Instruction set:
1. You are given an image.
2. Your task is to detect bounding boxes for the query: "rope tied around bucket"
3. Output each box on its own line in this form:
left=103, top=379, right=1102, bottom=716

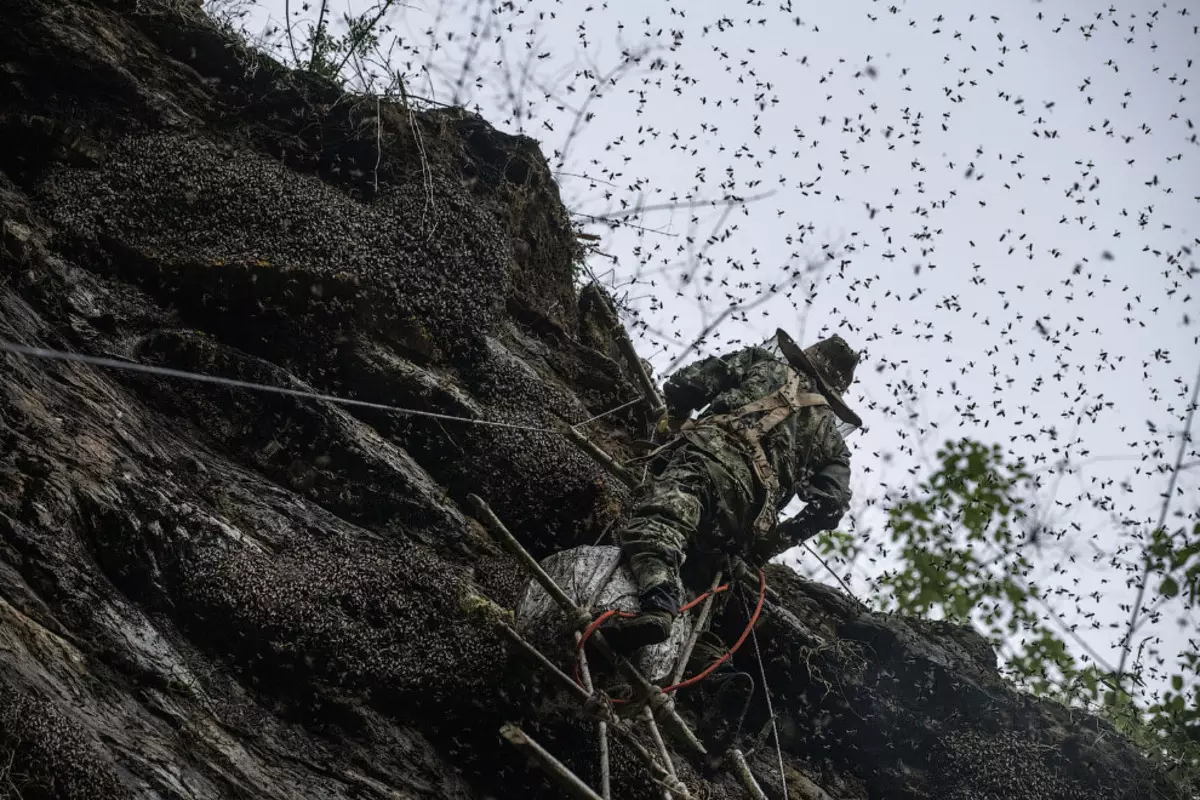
left=574, top=567, right=767, bottom=701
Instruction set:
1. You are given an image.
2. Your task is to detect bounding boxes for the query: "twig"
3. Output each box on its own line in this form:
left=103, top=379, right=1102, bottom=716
left=1116, top=357, right=1200, bottom=687
left=450, top=0, right=489, bottom=105
left=571, top=211, right=681, bottom=238
left=545, top=47, right=654, bottom=171
left=331, top=0, right=398, bottom=78
left=469, top=495, right=590, bottom=629
left=971, top=537, right=1117, bottom=675
left=308, top=0, right=330, bottom=71
left=373, top=95, right=382, bottom=194
left=556, top=171, right=621, bottom=188
left=396, top=73, right=437, bottom=239
left=800, top=541, right=864, bottom=609
left=584, top=191, right=777, bottom=224
left=744, top=592, right=787, bottom=800
left=662, top=250, right=831, bottom=376
left=573, top=396, right=646, bottom=429
left=284, top=0, right=299, bottom=67
left=499, top=623, right=590, bottom=703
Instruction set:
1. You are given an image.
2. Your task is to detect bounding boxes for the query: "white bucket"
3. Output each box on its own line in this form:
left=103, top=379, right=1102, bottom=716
left=514, top=545, right=694, bottom=685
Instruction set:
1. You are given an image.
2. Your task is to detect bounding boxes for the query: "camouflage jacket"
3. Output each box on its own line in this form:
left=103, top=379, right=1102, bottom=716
left=663, top=345, right=852, bottom=533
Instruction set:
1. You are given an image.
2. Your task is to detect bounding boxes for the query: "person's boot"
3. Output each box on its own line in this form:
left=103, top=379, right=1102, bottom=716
left=598, top=583, right=680, bottom=655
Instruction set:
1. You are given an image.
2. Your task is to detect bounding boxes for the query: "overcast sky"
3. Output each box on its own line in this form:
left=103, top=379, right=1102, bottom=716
left=230, top=0, right=1199, bottom=702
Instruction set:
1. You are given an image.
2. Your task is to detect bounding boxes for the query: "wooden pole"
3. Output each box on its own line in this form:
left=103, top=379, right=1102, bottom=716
left=497, top=623, right=691, bottom=799
left=575, top=631, right=611, bottom=799
left=642, top=705, right=683, bottom=800
left=728, top=748, right=769, bottom=800
left=598, top=719, right=611, bottom=799
left=499, top=623, right=590, bottom=703
left=559, top=422, right=638, bottom=489
left=595, top=290, right=666, bottom=420
left=501, top=723, right=605, bottom=800
left=468, top=495, right=591, bottom=630
left=671, top=570, right=724, bottom=685
left=469, top=496, right=708, bottom=756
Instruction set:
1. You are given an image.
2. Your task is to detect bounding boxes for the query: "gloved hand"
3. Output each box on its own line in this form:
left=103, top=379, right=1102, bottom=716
left=776, top=513, right=825, bottom=544
left=746, top=515, right=823, bottom=566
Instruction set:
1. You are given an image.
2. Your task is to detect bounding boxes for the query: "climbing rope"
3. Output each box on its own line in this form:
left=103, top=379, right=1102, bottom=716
left=572, top=395, right=644, bottom=428
left=743, top=588, right=788, bottom=800
left=0, top=341, right=641, bottom=435
left=574, top=567, right=767, bottom=701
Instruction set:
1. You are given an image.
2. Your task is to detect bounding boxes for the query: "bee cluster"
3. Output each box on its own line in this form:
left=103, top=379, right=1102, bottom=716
left=447, top=335, right=628, bottom=545
left=33, top=131, right=510, bottom=357
left=931, top=728, right=1092, bottom=800
left=0, top=677, right=127, bottom=799
left=176, top=509, right=506, bottom=710
left=25, top=46, right=628, bottom=553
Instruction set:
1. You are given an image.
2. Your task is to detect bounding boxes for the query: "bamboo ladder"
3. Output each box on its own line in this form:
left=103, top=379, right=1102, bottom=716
left=469, top=296, right=771, bottom=798
left=468, top=495, right=770, bottom=800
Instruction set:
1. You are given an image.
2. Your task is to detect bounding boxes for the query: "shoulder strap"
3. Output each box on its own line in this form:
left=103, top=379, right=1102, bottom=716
left=704, top=367, right=827, bottom=440
left=694, top=368, right=831, bottom=540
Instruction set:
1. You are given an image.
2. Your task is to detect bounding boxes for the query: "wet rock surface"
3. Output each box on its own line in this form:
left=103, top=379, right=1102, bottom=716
left=0, top=2, right=1186, bottom=798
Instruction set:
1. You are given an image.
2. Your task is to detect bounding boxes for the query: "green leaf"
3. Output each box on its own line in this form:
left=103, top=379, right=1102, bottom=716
left=1003, top=582, right=1027, bottom=604
left=1160, top=576, right=1180, bottom=598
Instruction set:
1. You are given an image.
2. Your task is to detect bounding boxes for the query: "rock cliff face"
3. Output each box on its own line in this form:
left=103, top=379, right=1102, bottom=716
left=0, top=2, right=1185, bottom=799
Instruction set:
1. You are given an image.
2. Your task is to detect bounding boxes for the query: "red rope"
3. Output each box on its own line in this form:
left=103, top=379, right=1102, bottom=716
left=573, top=568, right=767, bottom=702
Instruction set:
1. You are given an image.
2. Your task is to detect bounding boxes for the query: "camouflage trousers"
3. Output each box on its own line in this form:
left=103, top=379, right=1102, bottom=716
left=618, top=426, right=759, bottom=594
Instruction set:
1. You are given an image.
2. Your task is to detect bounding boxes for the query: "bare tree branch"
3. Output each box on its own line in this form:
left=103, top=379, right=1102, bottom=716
left=1116, top=357, right=1200, bottom=687
left=583, top=191, right=777, bottom=224
left=309, top=0, right=330, bottom=71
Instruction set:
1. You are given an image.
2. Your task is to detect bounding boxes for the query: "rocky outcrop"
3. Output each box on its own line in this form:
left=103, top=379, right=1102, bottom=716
left=0, top=2, right=1185, bottom=798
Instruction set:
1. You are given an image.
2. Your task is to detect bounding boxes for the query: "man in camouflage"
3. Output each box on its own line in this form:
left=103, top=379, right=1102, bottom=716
left=600, top=330, right=860, bottom=751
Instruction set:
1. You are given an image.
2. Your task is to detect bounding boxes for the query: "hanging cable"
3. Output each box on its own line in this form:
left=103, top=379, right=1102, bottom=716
left=741, top=588, right=787, bottom=800
left=572, top=395, right=645, bottom=429
left=0, top=340, right=632, bottom=436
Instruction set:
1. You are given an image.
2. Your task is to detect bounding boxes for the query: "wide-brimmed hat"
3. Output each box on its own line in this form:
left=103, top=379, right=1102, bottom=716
left=775, top=329, right=862, bottom=428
